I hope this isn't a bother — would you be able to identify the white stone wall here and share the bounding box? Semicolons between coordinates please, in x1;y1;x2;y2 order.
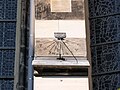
34;76;89;90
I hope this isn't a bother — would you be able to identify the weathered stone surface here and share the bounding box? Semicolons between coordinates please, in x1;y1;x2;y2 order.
51;0;71;12
35;0;84;20
35;38;86;56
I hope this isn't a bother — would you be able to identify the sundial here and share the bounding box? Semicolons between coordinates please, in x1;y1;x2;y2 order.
35;32;86;63
35;38;86;56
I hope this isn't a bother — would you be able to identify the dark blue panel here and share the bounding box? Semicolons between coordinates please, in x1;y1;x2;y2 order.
88;0;95;17
0;0;17;90
90;15;120;45
91;47;98;74
0;0;5;19
0;22;16;47
116;0;120;13
94;0;115;16
5;0;17;19
0;51;2;75
0;50;15;76
89;19;96;44
0;23;3;47
88;0;120;17
89;0;120;90
93;74;120;90
0;0;17;19
91;43;120;75
0;80;13;90
4;22;16;47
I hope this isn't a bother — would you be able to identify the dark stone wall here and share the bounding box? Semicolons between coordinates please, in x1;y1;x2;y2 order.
88;0;120;90
16;0;30;90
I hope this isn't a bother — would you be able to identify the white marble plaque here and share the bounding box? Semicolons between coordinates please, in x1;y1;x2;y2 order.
51;0;71;12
